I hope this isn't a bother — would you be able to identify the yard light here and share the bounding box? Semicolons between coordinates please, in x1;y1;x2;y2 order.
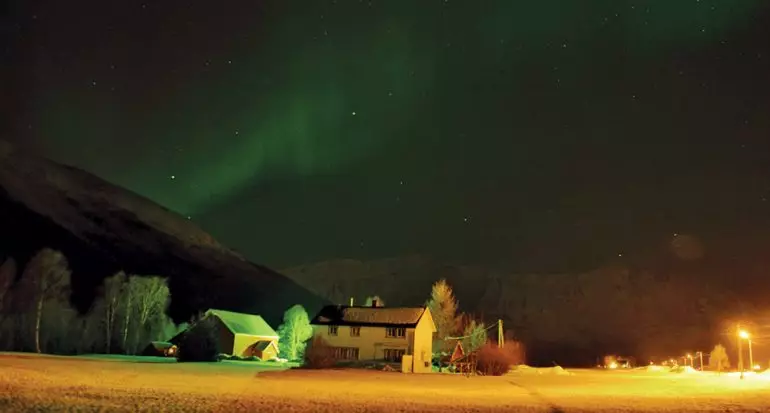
737;326;753;379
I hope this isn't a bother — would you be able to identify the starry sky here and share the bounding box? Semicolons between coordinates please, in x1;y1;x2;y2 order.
4;0;770;271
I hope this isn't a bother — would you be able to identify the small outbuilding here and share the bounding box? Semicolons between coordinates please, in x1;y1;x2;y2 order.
141;341;178;357
172;309;279;359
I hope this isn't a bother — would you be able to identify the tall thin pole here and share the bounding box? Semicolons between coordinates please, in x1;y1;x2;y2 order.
748;339;754;370
498;319;504;349
738;324;744;379
698;352;703;371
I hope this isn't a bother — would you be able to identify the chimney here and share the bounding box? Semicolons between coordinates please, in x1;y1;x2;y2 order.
371;299;378;307
349;297;354;306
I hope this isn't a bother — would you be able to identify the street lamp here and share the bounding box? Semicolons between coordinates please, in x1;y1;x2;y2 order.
739;330;753;374
686;353;693;368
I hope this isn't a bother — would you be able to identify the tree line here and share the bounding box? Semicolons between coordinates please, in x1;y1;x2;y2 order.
0;248;183;355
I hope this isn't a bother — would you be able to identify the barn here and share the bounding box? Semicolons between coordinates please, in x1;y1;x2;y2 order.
173;309;280;360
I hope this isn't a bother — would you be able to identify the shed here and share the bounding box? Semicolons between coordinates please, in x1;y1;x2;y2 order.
172;309;279;358
141;341;177;357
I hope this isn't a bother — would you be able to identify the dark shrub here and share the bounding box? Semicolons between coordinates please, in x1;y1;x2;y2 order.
477;342;515;376
176;318;221;362
304;336;335;369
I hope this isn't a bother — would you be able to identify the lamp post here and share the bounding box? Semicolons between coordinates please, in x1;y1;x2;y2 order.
739;330;753;371
686;353;693;368
738;327;745;379
696;351;704;371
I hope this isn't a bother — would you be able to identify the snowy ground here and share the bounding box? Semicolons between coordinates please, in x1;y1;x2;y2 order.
1;353;769;412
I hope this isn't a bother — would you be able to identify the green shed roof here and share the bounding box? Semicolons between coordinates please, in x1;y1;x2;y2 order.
206;309;278;338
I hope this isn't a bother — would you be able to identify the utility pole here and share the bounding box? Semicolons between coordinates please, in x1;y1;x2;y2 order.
738;324;744;380
498;319;504;349
748;337;754;371
698;352;703;371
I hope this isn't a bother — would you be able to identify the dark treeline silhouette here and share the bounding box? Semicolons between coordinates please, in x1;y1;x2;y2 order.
0;248;184;355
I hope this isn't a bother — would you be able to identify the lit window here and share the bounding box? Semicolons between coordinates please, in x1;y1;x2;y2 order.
350;327;361;337
384;348;406;362
332;347;359;360
328;325;338;336
386;327;406;338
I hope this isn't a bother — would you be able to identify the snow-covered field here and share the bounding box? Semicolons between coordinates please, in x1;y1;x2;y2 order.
1;353;769;412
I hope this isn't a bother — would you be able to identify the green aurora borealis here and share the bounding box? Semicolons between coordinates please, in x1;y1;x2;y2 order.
7;0;770;268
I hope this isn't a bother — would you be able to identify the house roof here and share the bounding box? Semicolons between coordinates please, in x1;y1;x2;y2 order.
310;305;428;328
206;309;278;338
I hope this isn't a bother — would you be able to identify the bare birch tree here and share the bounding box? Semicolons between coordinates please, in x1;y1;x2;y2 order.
132;276;170;352
121;276;136;353
102;271;126;353
0;258;16;348
19;249;71;354
0;258;16;316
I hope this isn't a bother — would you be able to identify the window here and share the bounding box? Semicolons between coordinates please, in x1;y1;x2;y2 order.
383;348;406;362
350;326;361;337
328;325;338;336
332;347;359;360
386;327;406;338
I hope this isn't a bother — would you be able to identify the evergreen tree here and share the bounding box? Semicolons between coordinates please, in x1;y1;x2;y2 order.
426;279;459;352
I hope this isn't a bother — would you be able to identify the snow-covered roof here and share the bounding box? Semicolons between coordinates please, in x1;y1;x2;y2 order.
311;305;427;328
206;309;278;338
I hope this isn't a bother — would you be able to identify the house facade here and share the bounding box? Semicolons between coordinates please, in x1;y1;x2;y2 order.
172;309;280;360
310;304;435;373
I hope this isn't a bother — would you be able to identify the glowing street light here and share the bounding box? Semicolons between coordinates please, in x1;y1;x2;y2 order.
739;330;753;374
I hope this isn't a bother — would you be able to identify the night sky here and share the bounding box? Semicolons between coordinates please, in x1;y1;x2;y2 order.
4;1;770;271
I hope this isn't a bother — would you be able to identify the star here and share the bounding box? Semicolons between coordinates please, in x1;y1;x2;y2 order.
351;111;357;116
170;175;176;180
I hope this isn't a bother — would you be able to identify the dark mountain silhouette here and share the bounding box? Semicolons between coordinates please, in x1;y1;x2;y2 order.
0;140;327;326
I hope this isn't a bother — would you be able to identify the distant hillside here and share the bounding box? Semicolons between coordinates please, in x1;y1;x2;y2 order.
0;140;327;326
283;255;755;366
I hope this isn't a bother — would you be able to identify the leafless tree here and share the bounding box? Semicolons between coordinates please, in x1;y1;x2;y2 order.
0;258;17;349
0;258;16;317
102;271;126;353
132;276;170;352
121;276;137;353
19;249;71;354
